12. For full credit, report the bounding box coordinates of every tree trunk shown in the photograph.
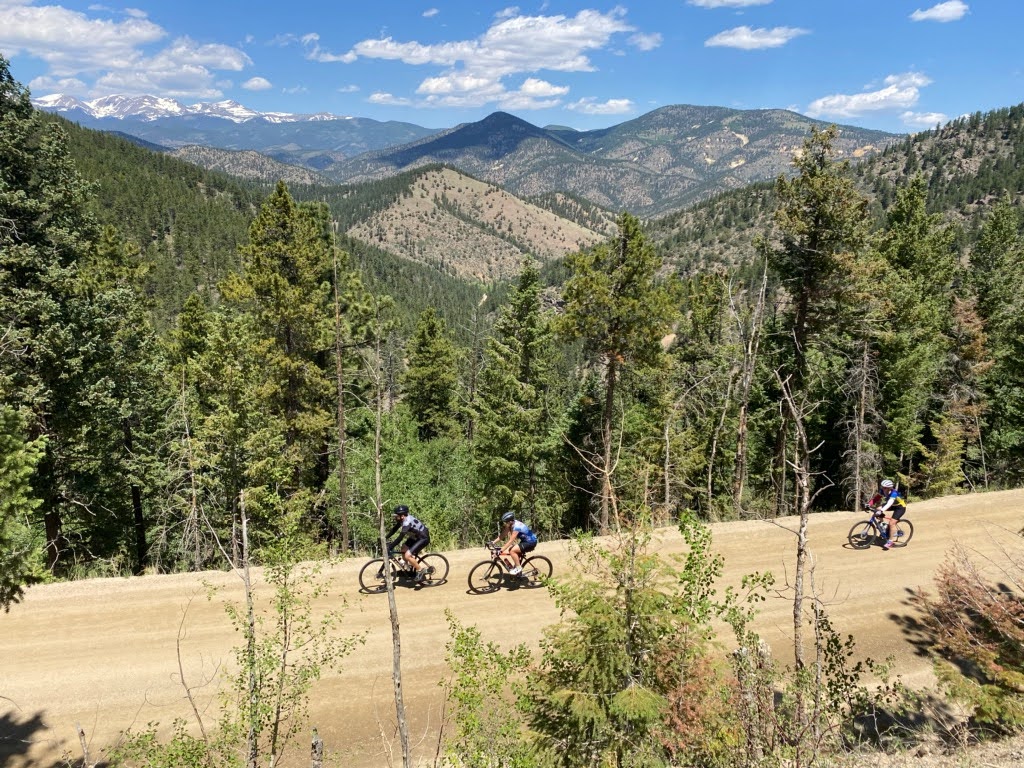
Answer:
[332,242,351,554]
[600,355,617,532]
[372,305,411,767]
[732,262,768,510]
[123,419,147,574]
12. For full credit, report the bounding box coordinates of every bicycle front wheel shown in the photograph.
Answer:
[847,521,877,549]
[358,558,390,593]
[894,519,914,547]
[467,560,504,594]
[521,555,553,587]
[418,553,449,586]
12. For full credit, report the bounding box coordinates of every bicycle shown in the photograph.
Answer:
[847,506,914,549]
[358,547,450,593]
[467,544,553,594]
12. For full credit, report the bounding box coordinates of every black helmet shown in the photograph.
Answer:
[880,479,895,489]
[393,504,409,517]
[501,511,515,523]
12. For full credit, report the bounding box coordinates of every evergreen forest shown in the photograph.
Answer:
[4,54,1024,584]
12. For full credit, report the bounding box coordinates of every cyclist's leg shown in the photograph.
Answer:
[507,542,523,572]
[408,536,430,579]
[890,507,906,541]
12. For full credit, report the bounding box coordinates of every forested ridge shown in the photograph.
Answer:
[4,51,1024,580]
[6,53,1024,768]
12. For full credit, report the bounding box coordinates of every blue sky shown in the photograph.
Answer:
[1,0,1020,133]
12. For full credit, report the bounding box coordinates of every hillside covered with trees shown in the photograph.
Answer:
[5,54,1024,768]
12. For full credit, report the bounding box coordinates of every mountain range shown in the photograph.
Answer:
[34,94,901,217]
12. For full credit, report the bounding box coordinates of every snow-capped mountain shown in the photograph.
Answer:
[30,92,440,167]
[31,93,347,124]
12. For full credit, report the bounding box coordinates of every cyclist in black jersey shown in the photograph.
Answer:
[385,504,431,582]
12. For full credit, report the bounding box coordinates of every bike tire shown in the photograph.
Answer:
[418,553,449,586]
[521,555,553,587]
[847,521,877,549]
[894,519,914,547]
[358,558,390,593]
[467,560,504,594]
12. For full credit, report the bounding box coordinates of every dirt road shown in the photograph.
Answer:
[3,490,1023,767]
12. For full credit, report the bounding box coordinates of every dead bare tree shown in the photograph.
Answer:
[730,260,769,511]
[776,369,835,742]
[365,297,412,768]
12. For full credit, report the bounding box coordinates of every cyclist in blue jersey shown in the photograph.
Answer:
[385,504,431,582]
[867,478,908,551]
[493,511,537,576]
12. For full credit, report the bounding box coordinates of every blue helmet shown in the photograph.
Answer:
[393,504,409,517]
[501,511,515,523]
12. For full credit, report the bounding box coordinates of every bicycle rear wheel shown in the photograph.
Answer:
[358,558,391,593]
[467,560,504,594]
[847,521,878,549]
[418,553,449,586]
[893,519,914,547]
[521,555,553,587]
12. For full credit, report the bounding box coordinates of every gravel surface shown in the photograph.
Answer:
[2,489,1023,767]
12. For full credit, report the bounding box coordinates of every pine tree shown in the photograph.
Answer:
[219,183,336,540]
[474,261,559,527]
[969,201,1024,482]
[403,307,460,441]
[559,213,673,531]
[0,406,45,611]
[874,176,957,489]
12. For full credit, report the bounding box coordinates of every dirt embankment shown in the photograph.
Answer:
[2,489,1023,767]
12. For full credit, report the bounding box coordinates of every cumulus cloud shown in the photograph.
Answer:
[910,1,968,22]
[0,2,252,99]
[806,72,933,118]
[629,32,662,51]
[369,91,413,106]
[314,8,645,111]
[0,2,165,73]
[705,25,809,49]
[902,110,948,128]
[689,0,772,7]
[302,32,356,63]
[242,76,272,90]
[568,96,634,115]
[423,7,439,18]
[28,75,88,95]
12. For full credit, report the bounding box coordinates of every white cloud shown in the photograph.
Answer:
[705,25,808,49]
[518,77,569,97]
[689,0,772,7]
[369,91,413,106]
[806,71,932,118]
[337,84,360,93]
[902,110,948,127]
[242,76,272,90]
[629,32,662,51]
[282,85,307,94]
[423,8,439,18]
[910,1,968,22]
[0,3,252,99]
[313,7,645,113]
[568,96,634,115]
[28,74,87,95]
[0,2,165,73]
